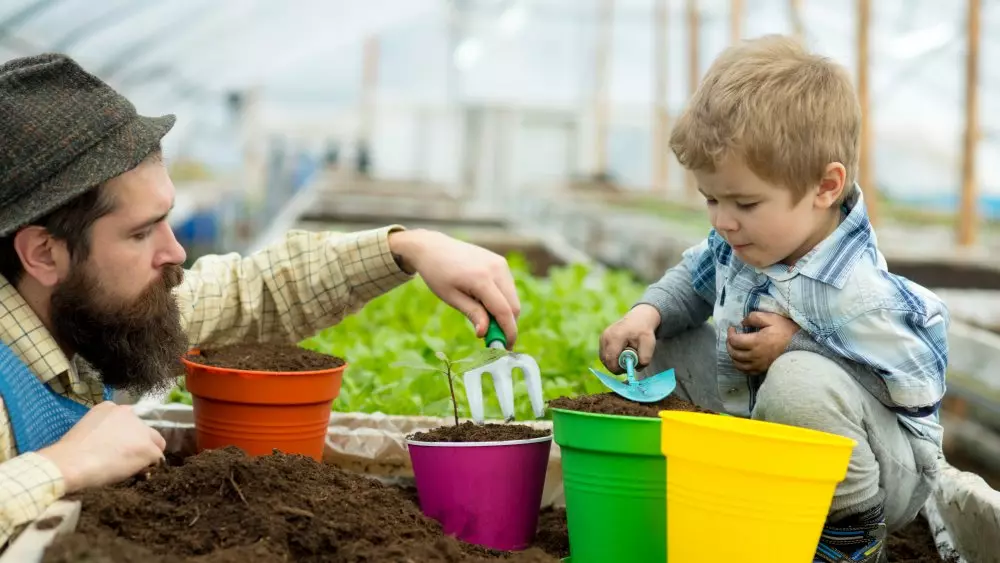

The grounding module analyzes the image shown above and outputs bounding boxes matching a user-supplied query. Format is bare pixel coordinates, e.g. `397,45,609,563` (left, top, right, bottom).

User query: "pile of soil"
185,343,344,372
887,516,959,562
41,447,560,563
548,392,715,418
409,422,550,443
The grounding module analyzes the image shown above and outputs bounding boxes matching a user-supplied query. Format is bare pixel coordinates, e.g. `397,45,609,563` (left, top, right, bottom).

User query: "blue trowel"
589,347,677,403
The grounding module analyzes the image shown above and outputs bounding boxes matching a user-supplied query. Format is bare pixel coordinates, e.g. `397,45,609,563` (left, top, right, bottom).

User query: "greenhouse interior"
1,0,1000,562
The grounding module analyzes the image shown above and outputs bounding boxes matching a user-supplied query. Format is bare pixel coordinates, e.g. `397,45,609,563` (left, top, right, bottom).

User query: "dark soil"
185,343,344,372
33,516,62,530
41,447,560,563
886,259,1000,291
409,422,551,443
548,392,715,418
887,514,958,562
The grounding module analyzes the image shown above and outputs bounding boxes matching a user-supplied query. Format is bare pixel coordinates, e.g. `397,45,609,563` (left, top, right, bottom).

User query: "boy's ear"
815,162,847,209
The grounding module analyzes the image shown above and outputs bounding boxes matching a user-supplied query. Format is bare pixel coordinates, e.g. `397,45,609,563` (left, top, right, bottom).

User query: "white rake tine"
491,365,516,422
511,354,546,418
463,367,487,424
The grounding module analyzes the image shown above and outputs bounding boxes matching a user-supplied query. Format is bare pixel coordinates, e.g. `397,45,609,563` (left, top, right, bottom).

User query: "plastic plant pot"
660,411,855,563
405,433,552,551
181,349,345,461
551,407,666,563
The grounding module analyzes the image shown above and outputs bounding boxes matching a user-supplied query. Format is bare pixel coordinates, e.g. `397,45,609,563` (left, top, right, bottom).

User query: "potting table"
0,500,80,563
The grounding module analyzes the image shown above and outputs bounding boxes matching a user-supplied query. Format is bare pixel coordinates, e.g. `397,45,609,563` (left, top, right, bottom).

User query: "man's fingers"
494,268,521,320
149,427,166,451
470,280,517,348
444,290,490,336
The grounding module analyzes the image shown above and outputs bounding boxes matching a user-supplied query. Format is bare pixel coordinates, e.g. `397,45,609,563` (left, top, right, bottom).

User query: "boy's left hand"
726,312,801,374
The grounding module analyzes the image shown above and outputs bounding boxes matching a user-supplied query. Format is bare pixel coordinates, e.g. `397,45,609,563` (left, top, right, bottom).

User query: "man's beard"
49,263,189,399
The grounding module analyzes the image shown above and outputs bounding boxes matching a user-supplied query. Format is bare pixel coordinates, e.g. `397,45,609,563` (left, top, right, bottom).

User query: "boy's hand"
726,312,800,374
599,305,661,374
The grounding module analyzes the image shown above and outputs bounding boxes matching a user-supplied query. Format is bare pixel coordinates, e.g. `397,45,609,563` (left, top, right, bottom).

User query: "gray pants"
641,323,942,532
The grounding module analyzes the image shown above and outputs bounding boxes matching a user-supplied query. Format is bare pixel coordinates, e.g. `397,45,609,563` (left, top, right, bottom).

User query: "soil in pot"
409,421,551,443
548,391,715,417
40,447,560,563
184,342,344,372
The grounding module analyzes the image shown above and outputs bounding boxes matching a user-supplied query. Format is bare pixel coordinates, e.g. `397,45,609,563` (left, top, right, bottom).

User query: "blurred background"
4,0,1000,484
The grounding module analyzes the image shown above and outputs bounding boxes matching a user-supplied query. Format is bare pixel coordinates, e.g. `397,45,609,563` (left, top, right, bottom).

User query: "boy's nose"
712,210,739,233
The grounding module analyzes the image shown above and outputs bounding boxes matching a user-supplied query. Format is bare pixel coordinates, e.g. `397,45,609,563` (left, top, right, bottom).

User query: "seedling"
394,348,508,426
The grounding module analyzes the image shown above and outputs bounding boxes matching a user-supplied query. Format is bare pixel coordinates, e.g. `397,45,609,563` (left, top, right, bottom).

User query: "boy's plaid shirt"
649,185,948,445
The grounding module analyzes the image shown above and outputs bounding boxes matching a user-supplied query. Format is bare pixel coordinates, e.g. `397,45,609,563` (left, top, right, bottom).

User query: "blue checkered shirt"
638,184,948,446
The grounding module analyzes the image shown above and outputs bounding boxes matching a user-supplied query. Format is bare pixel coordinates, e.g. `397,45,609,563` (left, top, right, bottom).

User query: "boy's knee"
753,351,860,427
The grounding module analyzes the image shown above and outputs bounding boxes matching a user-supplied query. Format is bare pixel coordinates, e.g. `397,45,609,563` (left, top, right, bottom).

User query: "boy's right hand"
599,304,661,374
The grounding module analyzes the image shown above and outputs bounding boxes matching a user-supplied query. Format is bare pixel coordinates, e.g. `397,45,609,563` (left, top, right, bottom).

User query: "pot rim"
181,349,347,378
404,434,553,448
549,406,662,423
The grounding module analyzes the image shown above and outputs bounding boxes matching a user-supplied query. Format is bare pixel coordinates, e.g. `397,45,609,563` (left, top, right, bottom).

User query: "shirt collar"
756,183,874,289
0,274,73,384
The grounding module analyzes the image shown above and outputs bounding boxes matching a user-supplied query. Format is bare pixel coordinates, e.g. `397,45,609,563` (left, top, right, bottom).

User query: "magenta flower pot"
405,434,552,551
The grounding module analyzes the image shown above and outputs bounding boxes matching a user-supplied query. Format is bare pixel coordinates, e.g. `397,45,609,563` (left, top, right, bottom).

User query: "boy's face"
694,155,846,269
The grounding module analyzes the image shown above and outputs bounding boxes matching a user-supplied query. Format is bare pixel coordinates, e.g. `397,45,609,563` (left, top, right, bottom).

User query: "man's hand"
726,311,800,374
599,304,661,374
389,229,521,348
38,401,166,493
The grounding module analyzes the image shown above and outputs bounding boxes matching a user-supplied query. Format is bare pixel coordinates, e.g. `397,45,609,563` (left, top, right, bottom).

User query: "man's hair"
0,147,162,285
669,34,861,202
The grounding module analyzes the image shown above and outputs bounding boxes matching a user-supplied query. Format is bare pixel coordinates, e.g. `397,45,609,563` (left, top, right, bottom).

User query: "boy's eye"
736,202,759,210
705,198,718,206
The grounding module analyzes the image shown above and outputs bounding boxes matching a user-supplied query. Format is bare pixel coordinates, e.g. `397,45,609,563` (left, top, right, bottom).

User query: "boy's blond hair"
670,34,861,202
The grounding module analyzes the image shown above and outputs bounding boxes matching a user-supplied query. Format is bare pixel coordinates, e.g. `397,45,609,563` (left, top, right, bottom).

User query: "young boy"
599,35,947,562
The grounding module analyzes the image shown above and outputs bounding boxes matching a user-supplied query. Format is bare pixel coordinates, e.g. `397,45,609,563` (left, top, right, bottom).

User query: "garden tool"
463,315,545,424
589,347,677,402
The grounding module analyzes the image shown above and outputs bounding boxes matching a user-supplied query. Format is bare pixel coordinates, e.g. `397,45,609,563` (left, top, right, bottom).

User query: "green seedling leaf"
457,348,510,371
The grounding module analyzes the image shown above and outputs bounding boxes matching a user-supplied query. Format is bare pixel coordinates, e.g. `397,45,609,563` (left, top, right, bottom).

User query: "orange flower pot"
180,349,346,461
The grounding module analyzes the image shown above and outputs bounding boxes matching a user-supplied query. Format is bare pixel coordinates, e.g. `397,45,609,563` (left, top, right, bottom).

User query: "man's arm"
175,226,413,348
0,453,64,548
633,236,717,340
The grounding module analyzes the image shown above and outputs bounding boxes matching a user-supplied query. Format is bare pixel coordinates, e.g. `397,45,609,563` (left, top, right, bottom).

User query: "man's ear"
815,162,847,209
13,227,69,288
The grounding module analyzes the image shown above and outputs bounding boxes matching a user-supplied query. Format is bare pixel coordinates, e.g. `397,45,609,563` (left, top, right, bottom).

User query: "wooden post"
652,0,669,194
685,0,699,198
594,0,614,179
789,0,804,42
359,35,380,148
731,0,743,45
857,0,878,225
958,0,981,247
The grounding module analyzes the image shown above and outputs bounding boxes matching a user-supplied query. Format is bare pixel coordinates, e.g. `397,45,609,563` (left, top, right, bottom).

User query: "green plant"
168,253,649,420
394,348,509,425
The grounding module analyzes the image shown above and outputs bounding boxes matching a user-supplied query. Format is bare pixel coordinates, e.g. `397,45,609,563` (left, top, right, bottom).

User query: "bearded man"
0,53,524,546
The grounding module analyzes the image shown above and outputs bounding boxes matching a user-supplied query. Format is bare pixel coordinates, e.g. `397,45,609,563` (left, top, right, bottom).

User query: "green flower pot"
552,408,666,563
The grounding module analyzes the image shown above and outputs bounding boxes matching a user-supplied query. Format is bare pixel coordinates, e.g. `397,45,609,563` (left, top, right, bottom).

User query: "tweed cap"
0,53,175,237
